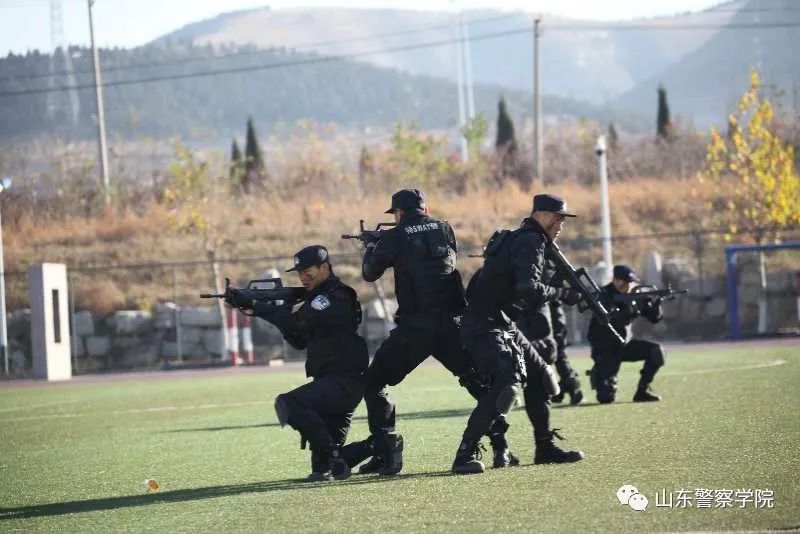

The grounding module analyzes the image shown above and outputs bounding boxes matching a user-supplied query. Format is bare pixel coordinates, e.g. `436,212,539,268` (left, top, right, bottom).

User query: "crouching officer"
452,194,585,474
351,188,498,475
230,245,369,482
588,265,665,404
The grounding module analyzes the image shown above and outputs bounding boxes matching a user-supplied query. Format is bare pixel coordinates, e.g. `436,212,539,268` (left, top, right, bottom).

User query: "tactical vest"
393,214,466,316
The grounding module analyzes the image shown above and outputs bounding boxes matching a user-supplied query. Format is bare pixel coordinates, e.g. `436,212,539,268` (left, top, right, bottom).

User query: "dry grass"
5,176,750,314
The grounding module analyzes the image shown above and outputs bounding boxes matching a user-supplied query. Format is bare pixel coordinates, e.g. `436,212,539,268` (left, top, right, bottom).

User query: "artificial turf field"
1,341,798,533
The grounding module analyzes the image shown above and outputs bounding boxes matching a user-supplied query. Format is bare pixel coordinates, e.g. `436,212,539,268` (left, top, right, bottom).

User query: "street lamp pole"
0,177,10,376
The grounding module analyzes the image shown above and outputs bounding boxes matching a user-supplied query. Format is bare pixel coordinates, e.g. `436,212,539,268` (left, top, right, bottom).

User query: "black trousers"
591,338,665,398
364,311,472,436
460,315,553,444
276,373,364,454
549,301,581,388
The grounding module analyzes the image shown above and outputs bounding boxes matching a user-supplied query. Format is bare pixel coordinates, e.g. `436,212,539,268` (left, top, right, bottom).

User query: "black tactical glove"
557,287,583,306
225,288,253,310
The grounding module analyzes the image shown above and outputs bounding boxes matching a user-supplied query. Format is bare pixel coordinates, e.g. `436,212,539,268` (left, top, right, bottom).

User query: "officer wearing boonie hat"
587,264,665,405
252,243,370,482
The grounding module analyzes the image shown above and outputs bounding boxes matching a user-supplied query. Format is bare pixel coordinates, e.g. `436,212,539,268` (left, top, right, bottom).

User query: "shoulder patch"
310,294,331,311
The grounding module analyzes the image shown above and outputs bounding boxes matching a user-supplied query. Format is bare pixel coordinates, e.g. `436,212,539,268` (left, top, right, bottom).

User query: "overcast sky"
1,0,724,55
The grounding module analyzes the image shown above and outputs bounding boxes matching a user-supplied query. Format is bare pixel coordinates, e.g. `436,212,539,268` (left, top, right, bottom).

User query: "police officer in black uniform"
230,245,369,482
352,188,505,475
548,299,584,404
516,262,584,405
452,194,585,474
587,264,665,404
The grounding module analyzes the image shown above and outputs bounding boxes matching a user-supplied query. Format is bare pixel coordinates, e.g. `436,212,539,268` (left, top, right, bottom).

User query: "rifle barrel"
199,293,225,298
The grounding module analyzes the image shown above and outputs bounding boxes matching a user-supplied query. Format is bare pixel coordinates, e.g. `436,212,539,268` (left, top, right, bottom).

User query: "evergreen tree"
244,116,265,193
608,122,619,151
656,84,672,139
230,139,244,190
495,96,517,152
495,96,517,177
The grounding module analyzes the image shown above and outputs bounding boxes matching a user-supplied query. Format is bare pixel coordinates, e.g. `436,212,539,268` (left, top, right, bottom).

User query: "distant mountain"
152,3,745,105
0,44,602,142
615,0,800,127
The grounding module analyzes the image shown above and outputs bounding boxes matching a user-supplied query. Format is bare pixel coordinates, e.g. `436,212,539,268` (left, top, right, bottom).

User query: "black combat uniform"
516,259,584,405
587,265,665,404
355,188,498,475
452,194,584,474
252,246,369,482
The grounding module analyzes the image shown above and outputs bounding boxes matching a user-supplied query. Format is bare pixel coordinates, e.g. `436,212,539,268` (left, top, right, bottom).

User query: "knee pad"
274,394,291,428
542,365,561,397
495,383,521,415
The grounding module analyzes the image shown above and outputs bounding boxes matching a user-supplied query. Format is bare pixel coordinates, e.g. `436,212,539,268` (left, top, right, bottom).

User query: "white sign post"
29,263,72,381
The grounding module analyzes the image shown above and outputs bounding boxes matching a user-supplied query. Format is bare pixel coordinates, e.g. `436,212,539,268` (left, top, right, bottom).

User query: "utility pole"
461,11,475,120
532,16,543,188
88,0,110,205
455,13,468,162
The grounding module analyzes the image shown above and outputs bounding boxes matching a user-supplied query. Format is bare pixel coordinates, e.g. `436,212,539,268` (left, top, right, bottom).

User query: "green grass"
1,343,799,533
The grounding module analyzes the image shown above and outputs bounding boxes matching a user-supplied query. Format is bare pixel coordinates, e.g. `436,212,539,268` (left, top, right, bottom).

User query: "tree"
656,84,672,140
608,122,619,151
244,116,265,193
495,97,517,177
699,68,800,332
229,139,244,191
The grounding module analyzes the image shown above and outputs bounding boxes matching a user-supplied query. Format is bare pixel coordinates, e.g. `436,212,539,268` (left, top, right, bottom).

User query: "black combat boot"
489,432,520,468
379,434,404,476
451,439,486,474
357,454,384,474
534,429,585,465
551,389,566,404
633,384,662,402
306,446,350,482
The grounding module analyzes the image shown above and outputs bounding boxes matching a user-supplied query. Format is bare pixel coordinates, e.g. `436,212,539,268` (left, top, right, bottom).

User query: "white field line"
1,360,790,422
661,359,787,376
0,399,81,413
0,399,270,423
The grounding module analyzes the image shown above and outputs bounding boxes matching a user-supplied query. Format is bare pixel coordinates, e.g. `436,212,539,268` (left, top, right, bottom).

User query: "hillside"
0,44,602,142
152,3,744,105
616,0,800,126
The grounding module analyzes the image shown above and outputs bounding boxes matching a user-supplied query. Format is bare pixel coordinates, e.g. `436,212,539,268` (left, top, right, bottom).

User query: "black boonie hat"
613,264,640,283
532,194,577,217
286,245,330,272
385,188,425,214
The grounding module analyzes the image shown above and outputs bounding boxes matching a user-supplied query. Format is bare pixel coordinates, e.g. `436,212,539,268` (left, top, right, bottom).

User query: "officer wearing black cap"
515,259,584,405
451,193,585,474
348,188,494,475
248,245,370,481
587,264,665,404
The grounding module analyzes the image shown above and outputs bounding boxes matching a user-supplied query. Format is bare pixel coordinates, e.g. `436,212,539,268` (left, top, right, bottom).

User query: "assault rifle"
341,219,397,245
612,285,688,304
546,242,625,345
201,277,305,313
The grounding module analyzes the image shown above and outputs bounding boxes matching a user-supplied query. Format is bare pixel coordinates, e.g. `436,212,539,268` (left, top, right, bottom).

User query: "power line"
2,20,800,98
3,12,520,83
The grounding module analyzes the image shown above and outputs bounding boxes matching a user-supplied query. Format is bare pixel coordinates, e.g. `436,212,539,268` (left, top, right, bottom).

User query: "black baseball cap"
286,245,330,272
532,194,577,217
613,265,640,283
385,188,425,214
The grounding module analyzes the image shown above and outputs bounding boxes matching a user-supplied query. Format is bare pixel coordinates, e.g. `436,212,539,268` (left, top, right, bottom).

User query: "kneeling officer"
228,245,369,481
